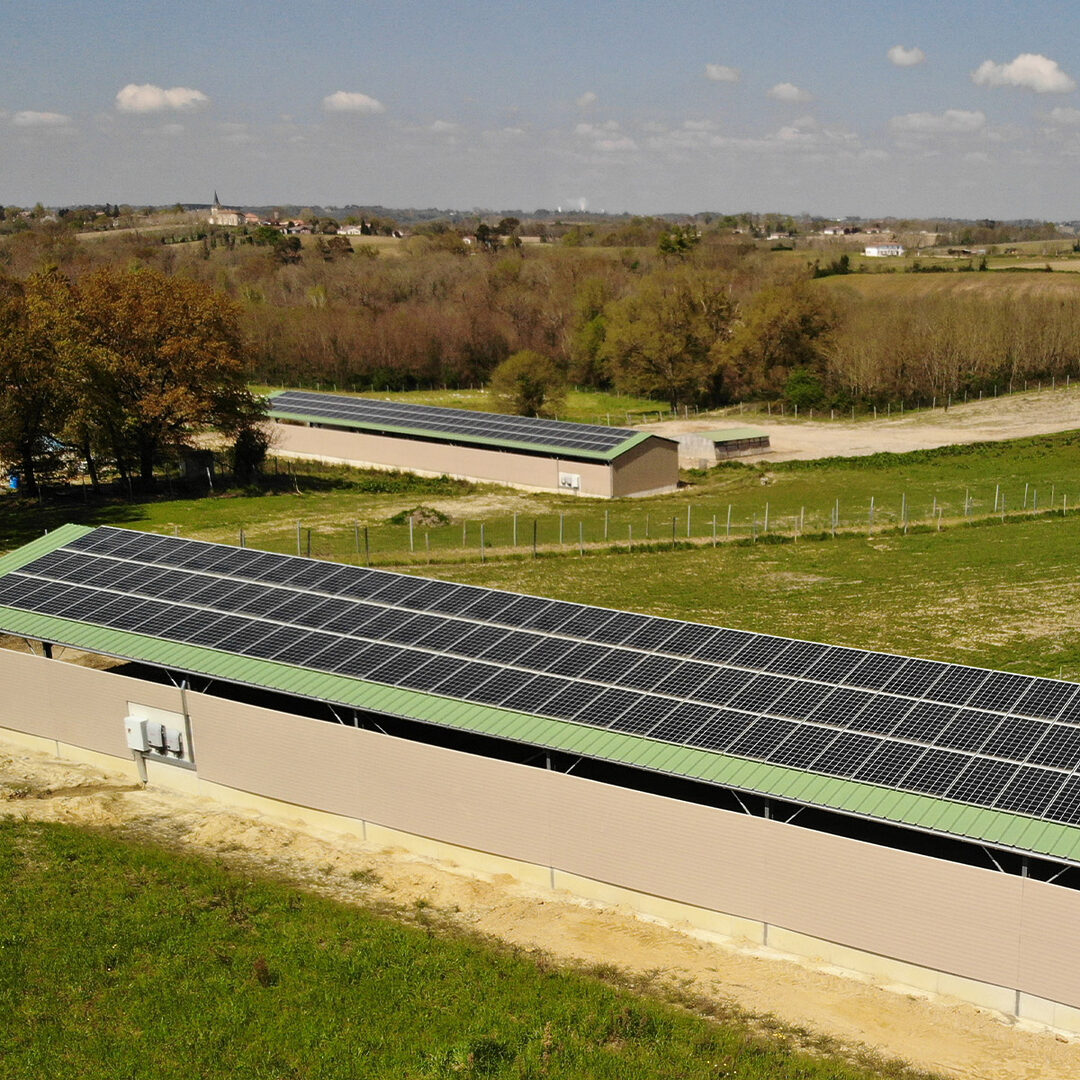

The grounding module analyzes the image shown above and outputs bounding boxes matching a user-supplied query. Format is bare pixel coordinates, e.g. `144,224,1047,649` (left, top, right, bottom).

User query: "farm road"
2,736,1078,1080
652,385,1080,462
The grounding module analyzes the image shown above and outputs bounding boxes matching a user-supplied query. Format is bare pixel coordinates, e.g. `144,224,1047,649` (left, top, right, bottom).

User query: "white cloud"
322,91,386,114
115,83,209,113
12,110,72,127
429,120,458,133
888,45,925,67
141,122,185,137
891,109,986,133
972,53,1076,93
768,82,812,102
705,64,739,83
1048,106,1080,124
576,91,597,108
594,136,637,152
682,119,717,131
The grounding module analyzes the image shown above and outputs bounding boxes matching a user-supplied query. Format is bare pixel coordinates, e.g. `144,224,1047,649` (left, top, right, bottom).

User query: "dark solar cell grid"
584,688,641,727
648,702,716,744
726,673,795,713
453,623,515,658
546,641,611,678
769,680,833,720
555,606,620,639
520,600,577,631
1027,725,1080,770
689,709,751,752
398,655,463,692
397,580,461,611
804,646,866,683
366,574,426,604
592,612,651,645
695,667,755,704
811,732,880,777
499,675,564,713
945,757,1020,805
854,741,927,786
762,639,829,675
463,667,534,706
1051,692,1080,726
905,747,972,797
659,623,721,659
967,671,1033,712
994,767,1068,817
218,620,284,654
497,595,556,627
320,602,382,634
765,724,839,768
934,709,1000,752
1016,679,1079,721
727,717,798,759
609,695,675,735
581,648,640,685
613,654,674,692
458,591,516,622
810,687,872,726
927,664,990,705
692,627,755,663
541,681,605,720
883,657,947,698
366,648,432,686
275,632,341,666
653,660,716,700
622,619,679,652
843,652,908,690
335,642,396,677
1047,776,1080,825
983,717,1050,760
844,693,911,734
518,636,574,672
379,613,443,647
231,624,298,660
475,629,538,664
891,701,956,742
731,635,793,671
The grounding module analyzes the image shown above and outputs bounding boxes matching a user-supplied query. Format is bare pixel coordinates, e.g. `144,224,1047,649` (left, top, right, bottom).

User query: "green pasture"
0,819,933,1080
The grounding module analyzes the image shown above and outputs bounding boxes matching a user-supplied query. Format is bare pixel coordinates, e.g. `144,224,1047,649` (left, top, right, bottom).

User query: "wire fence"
204,480,1078,568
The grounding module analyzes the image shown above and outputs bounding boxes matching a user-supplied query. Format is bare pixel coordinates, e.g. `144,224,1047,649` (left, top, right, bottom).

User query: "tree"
599,271,735,408
75,267,261,486
0,272,75,496
488,350,567,417
657,224,700,258
716,281,836,400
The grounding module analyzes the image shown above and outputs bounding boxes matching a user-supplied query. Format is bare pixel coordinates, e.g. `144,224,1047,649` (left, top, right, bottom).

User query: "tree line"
0,266,262,496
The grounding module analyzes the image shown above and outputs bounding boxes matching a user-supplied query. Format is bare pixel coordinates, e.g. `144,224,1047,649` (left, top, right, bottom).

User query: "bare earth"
650,385,1080,462
3,738,1078,1080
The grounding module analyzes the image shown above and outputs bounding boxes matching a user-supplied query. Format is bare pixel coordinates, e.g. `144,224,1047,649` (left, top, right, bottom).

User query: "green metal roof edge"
0,524,91,574
2,597,1079,864
266,397,661,462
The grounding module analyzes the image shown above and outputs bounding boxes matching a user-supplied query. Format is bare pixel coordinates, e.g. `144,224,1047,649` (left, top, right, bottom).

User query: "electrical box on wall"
124,703,193,767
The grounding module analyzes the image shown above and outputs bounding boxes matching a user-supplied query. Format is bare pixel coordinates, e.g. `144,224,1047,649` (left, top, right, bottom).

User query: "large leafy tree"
0,271,76,495
488,350,567,418
599,271,735,409
76,267,260,486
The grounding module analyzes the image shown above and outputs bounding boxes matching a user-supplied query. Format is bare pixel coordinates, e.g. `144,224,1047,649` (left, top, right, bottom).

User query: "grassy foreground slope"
0,820,933,1080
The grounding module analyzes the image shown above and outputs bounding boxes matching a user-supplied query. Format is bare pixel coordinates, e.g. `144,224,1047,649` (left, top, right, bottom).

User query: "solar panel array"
3,526,1080,832
268,389,640,456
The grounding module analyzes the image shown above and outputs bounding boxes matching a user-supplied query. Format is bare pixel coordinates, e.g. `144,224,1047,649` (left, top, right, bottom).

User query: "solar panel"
267,389,641,457
7,524,1080,838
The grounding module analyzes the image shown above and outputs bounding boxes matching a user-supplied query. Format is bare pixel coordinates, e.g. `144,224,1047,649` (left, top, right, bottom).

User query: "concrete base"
3,726,1079,1039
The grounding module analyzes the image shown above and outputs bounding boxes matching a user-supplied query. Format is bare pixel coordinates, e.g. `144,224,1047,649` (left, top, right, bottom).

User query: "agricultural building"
677,427,770,467
266,390,679,498
3,525,1080,1031
864,243,905,257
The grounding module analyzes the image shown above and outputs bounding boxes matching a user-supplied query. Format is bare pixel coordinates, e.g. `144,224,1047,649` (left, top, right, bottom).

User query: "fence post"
364,527,370,566
671,516,676,549
901,493,907,534
604,509,609,540
513,512,518,547
409,516,415,553
1024,482,1029,509
296,520,302,556
712,515,717,547
239,527,245,548
764,502,769,534
532,519,538,558
628,524,633,552
994,484,999,512
726,504,732,538
579,521,584,556
559,513,564,546
686,504,691,538
646,513,650,539
354,521,360,554
480,523,485,562
306,529,312,557
426,532,431,562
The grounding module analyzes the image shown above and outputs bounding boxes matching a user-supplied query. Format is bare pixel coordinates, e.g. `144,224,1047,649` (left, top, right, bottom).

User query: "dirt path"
3,738,1078,1080
650,386,1080,462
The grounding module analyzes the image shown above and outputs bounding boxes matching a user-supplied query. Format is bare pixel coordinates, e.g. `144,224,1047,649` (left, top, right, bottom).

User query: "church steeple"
213,190,221,207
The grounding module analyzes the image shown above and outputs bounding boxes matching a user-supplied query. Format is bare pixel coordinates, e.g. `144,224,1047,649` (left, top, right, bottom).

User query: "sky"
6,0,1080,219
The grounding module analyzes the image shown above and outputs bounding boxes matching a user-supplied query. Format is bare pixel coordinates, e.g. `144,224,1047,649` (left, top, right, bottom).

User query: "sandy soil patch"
650,387,1080,462
3,738,1078,1080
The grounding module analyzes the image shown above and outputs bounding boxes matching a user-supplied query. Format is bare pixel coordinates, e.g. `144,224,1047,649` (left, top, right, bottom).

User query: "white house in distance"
208,192,242,227
864,243,905,257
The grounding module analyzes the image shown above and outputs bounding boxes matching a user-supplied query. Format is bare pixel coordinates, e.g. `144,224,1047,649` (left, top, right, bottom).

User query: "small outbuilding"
266,390,679,498
677,427,770,467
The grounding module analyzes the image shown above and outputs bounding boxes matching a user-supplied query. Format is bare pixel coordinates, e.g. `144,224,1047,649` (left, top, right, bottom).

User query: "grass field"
0,818,933,1080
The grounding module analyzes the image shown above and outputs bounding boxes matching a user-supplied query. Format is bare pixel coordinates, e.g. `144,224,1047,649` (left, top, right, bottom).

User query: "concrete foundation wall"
4,647,1080,1028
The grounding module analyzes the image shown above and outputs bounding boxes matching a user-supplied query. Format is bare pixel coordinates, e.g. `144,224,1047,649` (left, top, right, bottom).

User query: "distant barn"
266,390,680,498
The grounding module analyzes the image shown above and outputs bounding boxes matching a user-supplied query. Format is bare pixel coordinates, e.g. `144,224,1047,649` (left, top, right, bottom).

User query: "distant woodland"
3,210,1080,442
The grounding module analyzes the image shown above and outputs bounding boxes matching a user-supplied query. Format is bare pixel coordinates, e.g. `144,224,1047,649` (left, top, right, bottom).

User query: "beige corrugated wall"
271,422,617,496
610,437,680,497
3,649,1080,1011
